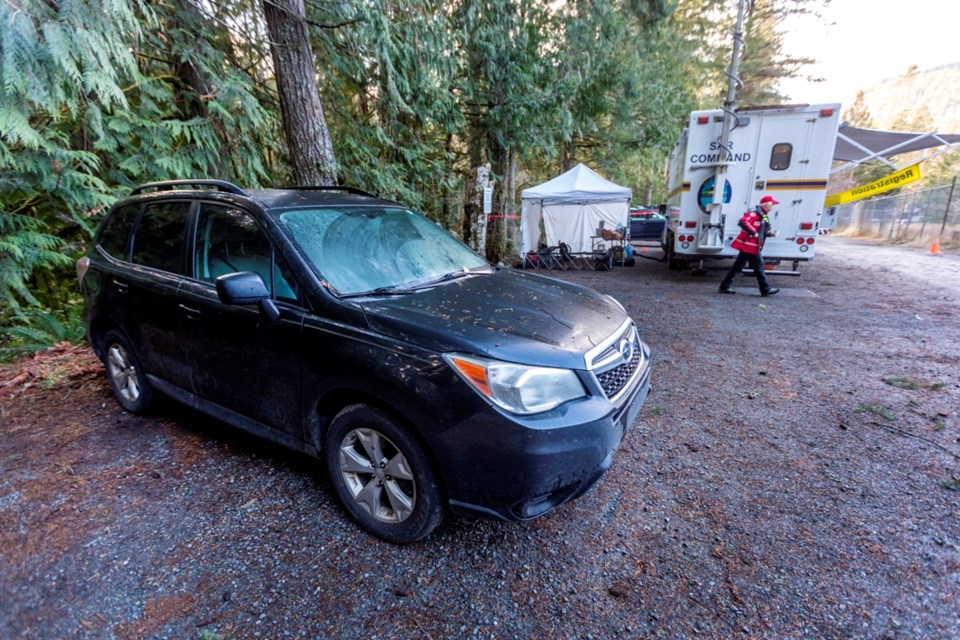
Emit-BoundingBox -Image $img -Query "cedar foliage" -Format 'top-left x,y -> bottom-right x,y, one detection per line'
0,0 -> 277,352
0,0 -> 823,356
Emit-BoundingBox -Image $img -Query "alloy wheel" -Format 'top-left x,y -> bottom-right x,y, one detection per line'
338,427 -> 416,523
107,342 -> 140,405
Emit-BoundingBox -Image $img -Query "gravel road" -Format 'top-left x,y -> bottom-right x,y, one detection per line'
1,235 -> 958,639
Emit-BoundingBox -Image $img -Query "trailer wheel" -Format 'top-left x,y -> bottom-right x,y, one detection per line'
665,233 -> 684,270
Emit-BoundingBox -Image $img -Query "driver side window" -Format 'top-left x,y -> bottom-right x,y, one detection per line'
194,204 -> 299,302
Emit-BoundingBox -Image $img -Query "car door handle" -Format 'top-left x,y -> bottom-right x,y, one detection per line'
112,279 -> 129,293
178,303 -> 201,318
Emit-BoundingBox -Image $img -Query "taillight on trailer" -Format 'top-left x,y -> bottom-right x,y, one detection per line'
684,221 -> 697,228
806,237 -> 815,245
819,108 -> 834,117
799,222 -> 814,230
697,116 -> 709,124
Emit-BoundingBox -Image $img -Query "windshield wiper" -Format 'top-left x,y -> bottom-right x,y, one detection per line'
344,267 -> 490,297
342,284 -> 416,298
420,266 -> 492,287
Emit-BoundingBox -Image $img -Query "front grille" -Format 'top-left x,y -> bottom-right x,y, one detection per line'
587,323 -> 646,401
596,345 -> 643,399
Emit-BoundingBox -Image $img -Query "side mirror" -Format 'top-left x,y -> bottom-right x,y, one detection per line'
216,271 -> 269,304
215,272 -> 281,322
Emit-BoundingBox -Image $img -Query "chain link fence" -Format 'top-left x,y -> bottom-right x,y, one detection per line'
829,177 -> 959,246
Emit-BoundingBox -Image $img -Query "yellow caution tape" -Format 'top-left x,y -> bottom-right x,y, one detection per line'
825,164 -> 921,207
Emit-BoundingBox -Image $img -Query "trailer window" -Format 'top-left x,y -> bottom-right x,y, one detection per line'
770,143 -> 793,170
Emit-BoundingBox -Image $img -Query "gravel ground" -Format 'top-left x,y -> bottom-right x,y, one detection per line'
1,235 -> 958,640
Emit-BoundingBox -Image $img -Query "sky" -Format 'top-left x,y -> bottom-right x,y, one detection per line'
778,1 -> 960,106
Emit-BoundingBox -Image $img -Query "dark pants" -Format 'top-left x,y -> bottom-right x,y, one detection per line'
720,251 -> 771,292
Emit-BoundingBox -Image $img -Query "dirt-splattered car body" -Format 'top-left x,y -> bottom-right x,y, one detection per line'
77,180 -> 651,542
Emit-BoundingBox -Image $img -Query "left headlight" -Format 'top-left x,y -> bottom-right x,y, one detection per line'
443,353 -> 587,415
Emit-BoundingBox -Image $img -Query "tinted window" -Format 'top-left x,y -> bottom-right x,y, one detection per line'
98,204 -> 139,259
770,143 -> 793,171
194,204 -> 298,301
273,253 -> 301,303
131,201 -> 190,274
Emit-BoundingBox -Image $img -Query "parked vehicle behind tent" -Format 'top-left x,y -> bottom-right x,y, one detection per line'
628,207 -> 666,241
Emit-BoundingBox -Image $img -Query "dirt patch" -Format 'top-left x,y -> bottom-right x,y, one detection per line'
0,342 -> 101,401
1,236 -> 958,639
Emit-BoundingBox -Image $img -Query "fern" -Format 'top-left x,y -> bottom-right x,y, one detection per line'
0,304 -> 85,362
0,210 -> 71,309
0,0 -> 278,322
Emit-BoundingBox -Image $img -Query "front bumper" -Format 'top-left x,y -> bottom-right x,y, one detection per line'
438,356 -> 651,521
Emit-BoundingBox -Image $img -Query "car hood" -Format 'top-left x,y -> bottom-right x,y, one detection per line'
359,269 -> 628,369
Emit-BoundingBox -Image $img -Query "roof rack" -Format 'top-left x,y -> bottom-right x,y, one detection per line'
285,185 -> 378,198
130,180 -> 249,196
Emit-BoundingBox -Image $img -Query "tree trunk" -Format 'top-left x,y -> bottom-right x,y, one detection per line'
560,139 -> 575,172
503,149 -> 518,258
463,116 -> 486,251
263,0 -> 336,186
486,143 -> 517,263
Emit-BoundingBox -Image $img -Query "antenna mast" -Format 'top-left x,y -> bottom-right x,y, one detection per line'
706,0 -> 749,247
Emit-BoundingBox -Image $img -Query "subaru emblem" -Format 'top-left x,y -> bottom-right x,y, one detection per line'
619,339 -> 633,364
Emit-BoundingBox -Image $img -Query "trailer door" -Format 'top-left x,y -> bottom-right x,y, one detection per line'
749,112 -> 821,256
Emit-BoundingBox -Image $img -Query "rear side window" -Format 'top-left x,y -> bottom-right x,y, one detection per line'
131,201 -> 190,274
97,204 -> 139,259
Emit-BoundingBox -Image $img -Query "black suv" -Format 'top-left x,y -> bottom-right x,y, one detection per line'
77,180 -> 651,543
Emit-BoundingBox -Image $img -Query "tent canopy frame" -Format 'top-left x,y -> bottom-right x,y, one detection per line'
831,124 -> 960,174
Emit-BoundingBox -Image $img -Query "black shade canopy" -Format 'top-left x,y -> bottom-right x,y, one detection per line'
833,124 -> 960,163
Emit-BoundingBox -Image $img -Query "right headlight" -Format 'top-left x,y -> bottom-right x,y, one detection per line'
444,353 -> 587,415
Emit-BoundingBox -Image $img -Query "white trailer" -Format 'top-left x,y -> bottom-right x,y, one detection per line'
663,103 -> 841,273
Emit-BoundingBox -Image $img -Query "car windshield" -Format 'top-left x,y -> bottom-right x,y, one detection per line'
278,206 -> 490,295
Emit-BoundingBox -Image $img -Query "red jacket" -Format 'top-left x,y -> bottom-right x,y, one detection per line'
730,207 -> 771,255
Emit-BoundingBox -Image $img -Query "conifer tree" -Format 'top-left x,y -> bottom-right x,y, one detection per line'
263,0 -> 337,185
0,0 -> 277,325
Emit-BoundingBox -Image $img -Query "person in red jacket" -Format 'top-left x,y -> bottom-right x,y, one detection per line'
718,194 -> 781,296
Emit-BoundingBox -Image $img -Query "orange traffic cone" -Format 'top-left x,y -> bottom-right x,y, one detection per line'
929,238 -> 942,255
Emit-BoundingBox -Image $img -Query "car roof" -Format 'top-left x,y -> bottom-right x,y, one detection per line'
123,180 -> 403,212
246,188 -> 402,211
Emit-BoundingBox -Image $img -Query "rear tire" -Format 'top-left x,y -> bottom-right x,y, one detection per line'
665,233 -> 679,270
103,329 -> 154,414
665,232 -> 687,271
325,404 -> 443,544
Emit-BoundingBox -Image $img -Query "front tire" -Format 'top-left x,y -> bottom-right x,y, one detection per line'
325,404 -> 443,544
103,329 -> 154,414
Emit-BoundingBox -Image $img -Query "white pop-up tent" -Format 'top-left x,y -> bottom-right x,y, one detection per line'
520,163 -> 632,255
